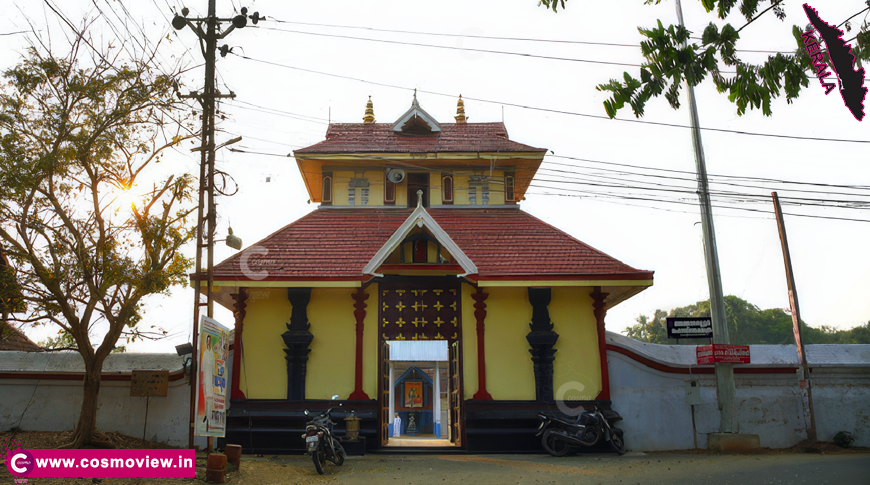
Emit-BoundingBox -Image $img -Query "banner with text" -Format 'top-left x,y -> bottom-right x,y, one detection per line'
666,317 -> 713,339
697,344 -> 751,365
194,315 -> 231,438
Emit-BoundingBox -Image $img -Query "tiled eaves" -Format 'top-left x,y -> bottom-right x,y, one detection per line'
212,208 -> 652,281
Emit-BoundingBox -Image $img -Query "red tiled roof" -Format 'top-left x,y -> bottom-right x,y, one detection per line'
213,208 -> 652,280
0,323 -> 43,352
294,123 -> 546,154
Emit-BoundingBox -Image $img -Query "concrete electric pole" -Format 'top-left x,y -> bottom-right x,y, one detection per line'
674,0 -> 757,450
172,0 -> 263,450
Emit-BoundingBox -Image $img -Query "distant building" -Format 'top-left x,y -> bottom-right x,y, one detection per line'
209,95 -> 654,452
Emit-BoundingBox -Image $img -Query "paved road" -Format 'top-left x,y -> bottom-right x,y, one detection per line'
234,451 -> 870,485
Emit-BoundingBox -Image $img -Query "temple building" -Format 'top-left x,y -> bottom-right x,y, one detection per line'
211,95 -> 654,452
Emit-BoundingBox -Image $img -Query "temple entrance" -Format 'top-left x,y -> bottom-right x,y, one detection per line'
378,277 -> 463,448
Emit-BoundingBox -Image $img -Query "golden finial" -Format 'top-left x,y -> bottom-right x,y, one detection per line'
454,94 -> 466,124
363,96 -> 375,124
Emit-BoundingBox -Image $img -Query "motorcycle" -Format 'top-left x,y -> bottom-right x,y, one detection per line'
302,395 -> 347,474
536,404 -> 625,456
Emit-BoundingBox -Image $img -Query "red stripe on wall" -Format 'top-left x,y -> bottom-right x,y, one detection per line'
606,344 -> 799,375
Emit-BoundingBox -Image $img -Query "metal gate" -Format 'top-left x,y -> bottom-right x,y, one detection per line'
449,340 -> 462,445
380,341 -> 390,446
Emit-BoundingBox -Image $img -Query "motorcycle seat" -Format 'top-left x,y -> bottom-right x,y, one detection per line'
602,410 -> 623,422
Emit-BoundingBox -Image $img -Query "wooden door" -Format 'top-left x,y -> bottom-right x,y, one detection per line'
449,340 -> 462,446
380,341 -> 390,446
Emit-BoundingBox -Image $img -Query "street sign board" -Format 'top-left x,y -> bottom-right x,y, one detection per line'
696,344 -> 751,365
666,317 -> 713,339
130,370 -> 169,397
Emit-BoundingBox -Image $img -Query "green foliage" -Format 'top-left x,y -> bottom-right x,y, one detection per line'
541,0 -> 870,117
0,34 -> 197,366
0,262 -> 26,314
832,431 -> 856,448
538,0 -> 567,13
624,295 -> 870,345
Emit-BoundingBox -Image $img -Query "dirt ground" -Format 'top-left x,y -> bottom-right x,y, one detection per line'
2,431 -> 868,485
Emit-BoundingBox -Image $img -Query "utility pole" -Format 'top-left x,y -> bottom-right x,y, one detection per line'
674,0 -> 738,434
172,1 -> 263,450
771,192 -> 817,443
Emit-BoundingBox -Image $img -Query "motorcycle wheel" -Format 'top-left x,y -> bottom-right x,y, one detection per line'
542,430 -> 570,457
313,448 -> 326,475
331,438 -> 346,466
609,430 -> 626,455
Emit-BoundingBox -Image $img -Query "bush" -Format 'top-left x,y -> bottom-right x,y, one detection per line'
832,431 -> 855,448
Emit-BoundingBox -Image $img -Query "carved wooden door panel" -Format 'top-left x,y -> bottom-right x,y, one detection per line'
379,278 -> 461,342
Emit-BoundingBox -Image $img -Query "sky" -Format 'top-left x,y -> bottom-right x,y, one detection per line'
1,0 -> 867,352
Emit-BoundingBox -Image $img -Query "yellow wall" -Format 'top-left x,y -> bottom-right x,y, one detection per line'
239,288 -> 293,399
454,175 -> 470,205
429,172 -> 443,206
481,287 -> 537,400
324,168 -> 513,207
240,287 -> 362,400
331,170 -> 386,206
306,288 -> 357,399
550,287 -> 602,400
239,283 -> 601,403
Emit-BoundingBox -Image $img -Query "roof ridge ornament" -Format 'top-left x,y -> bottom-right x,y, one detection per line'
392,91 -> 441,134
363,96 -> 375,124
455,95 -> 466,124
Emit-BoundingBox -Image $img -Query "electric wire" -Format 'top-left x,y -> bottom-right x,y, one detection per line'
529,184 -> 870,223
545,155 -> 870,189
269,18 -> 792,54
229,53 -> 870,144
260,26 -> 643,68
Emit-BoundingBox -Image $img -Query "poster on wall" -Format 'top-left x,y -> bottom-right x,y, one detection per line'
404,381 -> 423,408
194,315 -> 231,438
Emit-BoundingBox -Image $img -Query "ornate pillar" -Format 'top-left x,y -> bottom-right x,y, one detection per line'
230,288 -> 248,400
471,287 -> 492,400
591,286 -> 611,400
349,287 -> 371,400
526,287 -> 559,402
282,288 -> 314,400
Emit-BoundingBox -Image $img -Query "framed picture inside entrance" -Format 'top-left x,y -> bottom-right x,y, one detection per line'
404,381 -> 423,408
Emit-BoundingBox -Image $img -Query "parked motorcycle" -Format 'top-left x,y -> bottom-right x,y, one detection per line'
302,395 -> 347,474
536,404 -> 625,456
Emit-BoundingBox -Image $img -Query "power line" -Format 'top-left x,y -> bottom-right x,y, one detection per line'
529,184 -> 870,223
539,164 -> 870,199
270,18 -> 792,54
230,53 -> 870,144
532,177 -> 870,211
260,26 -> 643,68
545,155 -> 870,188
223,100 -> 329,124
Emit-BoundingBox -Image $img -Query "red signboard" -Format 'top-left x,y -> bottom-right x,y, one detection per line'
696,344 -> 751,365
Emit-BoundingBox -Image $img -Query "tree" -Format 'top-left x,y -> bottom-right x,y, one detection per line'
624,310 -> 668,343
625,296 -> 870,345
0,26 -> 196,447
539,1 -> 870,118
